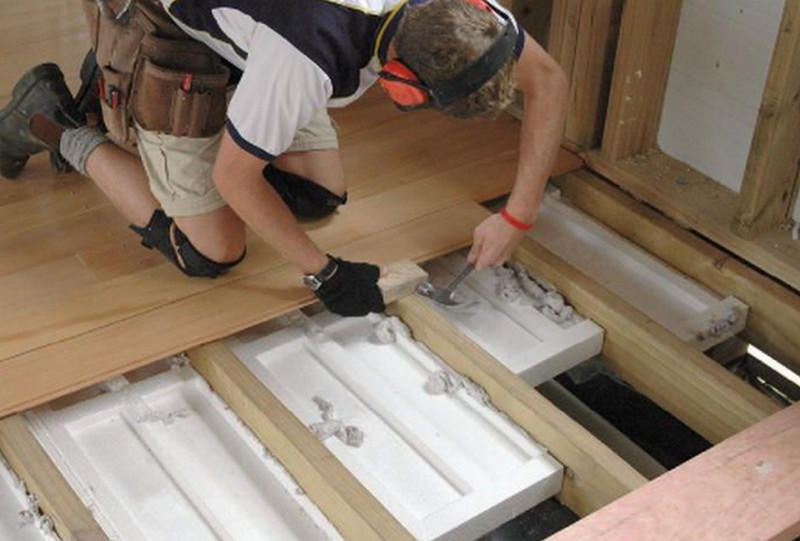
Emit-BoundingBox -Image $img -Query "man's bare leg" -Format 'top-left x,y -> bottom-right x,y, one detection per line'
59,130 -> 246,264
83,143 -> 159,227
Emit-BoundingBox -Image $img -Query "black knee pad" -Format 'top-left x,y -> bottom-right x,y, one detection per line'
130,209 -> 245,278
263,164 -> 347,220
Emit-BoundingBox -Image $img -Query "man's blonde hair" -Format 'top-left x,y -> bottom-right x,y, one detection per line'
394,0 -> 516,118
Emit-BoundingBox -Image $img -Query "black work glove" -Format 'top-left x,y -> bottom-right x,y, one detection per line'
315,256 -> 385,317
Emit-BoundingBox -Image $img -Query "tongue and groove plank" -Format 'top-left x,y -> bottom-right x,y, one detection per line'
0,95 -> 581,418
0,415 -> 109,541
0,203 -> 488,417
0,150 -> 517,360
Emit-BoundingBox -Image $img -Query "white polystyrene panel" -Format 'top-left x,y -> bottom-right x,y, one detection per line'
422,253 -> 604,386
0,457 -> 60,541
531,193 -> 748,350
26,365 -> 343,541
228,313 -> 563,541
658,0 -> 785,192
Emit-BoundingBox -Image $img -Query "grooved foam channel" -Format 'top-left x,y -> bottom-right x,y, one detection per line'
26,364 -> 343,541
228,312 -> 563,541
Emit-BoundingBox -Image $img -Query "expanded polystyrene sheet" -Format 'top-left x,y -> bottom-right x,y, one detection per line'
531,193 -> 748,349
228,312 -> 563,541
26,365 -> 343,541
422,252 -> 604,385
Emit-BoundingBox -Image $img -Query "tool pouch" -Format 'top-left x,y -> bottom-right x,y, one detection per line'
132,35 -> 229,137
82,0 -> 229,146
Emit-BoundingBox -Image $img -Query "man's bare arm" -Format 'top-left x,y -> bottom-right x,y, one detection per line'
468,31 -> 568,270
212,129 -> 329,275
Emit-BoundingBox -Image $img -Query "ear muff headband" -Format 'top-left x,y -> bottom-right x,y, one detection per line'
379,1 -> 518,110
427,22 -> 516,108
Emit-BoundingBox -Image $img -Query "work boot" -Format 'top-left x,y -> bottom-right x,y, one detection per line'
0,63 -> 80,179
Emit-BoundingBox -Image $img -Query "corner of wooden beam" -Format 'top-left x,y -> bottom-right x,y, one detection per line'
387,295 -> 647,517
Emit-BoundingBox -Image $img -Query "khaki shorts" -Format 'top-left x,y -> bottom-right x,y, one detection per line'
137,108 -> 339,217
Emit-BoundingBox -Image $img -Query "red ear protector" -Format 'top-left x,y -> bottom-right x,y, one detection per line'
378,0 -> 517,111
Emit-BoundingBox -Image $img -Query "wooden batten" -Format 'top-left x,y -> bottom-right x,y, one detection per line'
554,170 -> 800,376
388,296 -> 647,517
600,0 -> 682,161
188,342 -> 415,541
546,404 -> 800,541
510,228 -> 781,444
548,0 -> 623,150
0,415 -> 109,541
735,0 -> 800,238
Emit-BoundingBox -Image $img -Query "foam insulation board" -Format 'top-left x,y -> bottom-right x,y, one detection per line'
228,313 -> 563,541
25,363 -> 344,541
0,455 -> 60,541
422,253 -> 604,386
531,192 -> 748,350
657,0 -> 786,192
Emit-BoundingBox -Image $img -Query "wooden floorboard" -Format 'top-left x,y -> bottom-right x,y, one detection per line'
0,0 -> 581,417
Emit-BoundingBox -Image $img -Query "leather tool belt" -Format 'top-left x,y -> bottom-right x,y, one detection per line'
82,0 -> 230,147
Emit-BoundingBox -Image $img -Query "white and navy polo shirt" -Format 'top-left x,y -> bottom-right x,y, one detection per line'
161,0 -> 524,161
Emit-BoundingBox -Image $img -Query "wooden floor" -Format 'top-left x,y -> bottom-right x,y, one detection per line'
0,0 -> 582,417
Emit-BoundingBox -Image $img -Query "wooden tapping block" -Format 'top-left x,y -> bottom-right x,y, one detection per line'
0,415 -> 109,541
546,403 -> 800,541
188,342 -> 415,541
388,296 -> 647,517
378,260 -> 428,305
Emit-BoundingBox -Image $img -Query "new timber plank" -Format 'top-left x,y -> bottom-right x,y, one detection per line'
511,230 -> 781,444
0,152 -> 581,417
585,149 -> 800,293
388,295 -> 647,517
553,169 -> 800,375
546,403 -> 800,541
0,152 -> 515,361
189,342 -> 415,541
0,416 -> 109,541
0,203 -> 487,418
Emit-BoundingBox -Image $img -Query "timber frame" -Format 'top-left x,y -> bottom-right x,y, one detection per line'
513,0 -> 800,290
585,0 -> 800,291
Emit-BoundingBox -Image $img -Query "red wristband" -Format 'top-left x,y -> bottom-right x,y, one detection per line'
499,207 -> 534,231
